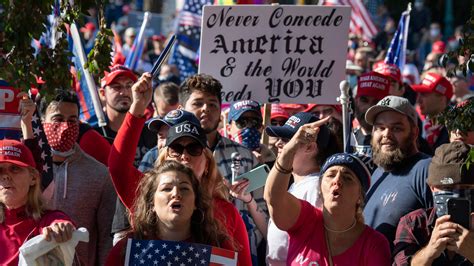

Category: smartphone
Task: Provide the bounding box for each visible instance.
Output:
[232,164,271,193]
[447,198,471,229]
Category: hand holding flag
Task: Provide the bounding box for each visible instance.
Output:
[125,239,238,266]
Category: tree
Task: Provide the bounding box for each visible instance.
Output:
[0,0,112,99]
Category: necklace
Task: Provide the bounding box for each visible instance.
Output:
[324,219,357,233]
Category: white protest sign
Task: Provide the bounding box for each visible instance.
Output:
[199,5,351,104]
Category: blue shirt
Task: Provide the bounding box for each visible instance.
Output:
[363,152,433,250]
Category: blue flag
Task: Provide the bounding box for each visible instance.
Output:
[384,8,410,70]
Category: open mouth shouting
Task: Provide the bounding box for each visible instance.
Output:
[170,201,183,212]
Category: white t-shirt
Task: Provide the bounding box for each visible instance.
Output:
[266,173,322,266]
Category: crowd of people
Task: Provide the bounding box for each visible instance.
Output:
[1,1,474,266]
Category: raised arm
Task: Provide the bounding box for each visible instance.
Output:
[108,73,153,209]
[264,117,329,231]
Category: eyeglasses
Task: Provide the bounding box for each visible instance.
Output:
[167,142,204,158]
[235,117,262,129]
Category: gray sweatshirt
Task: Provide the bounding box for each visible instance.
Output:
[43,144,116,265]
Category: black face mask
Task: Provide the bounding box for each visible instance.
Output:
[433,189,474,217]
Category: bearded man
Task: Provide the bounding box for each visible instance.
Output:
[362,96,433,251]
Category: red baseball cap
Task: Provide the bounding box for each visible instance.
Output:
[101,65,137,88]
[270,104,290,120]
[152,34,166,42]
[356,71,390,100]
[0,139,36,168]
[80,22,96,33]
[432,41,446,54]
[373,61,402,84]
[412,72,453,99]
[304,104,342,114]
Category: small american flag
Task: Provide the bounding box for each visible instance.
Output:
[31,111,54,190]
[124,239,238,266]
[169,0,213,82]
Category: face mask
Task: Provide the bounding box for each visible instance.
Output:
[232,127,261,151]
[430,28,440,38]
[43,122,79,154]
[433,189,474,217]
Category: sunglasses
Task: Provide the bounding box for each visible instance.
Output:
[167,142,204,158]
[235,117,262,129]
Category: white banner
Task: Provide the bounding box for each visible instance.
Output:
[199,5,351,104]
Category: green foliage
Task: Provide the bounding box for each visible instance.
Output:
[0,0,112,99]
[437,98,474,133]
[0,0,55,92]
[443,6,474,77]
[85,16,113,84]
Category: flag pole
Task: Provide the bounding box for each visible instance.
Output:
[338,80,351,153]
[70,23,107,127]
[126,12,151,70]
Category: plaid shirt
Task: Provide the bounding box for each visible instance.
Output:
[393,207,472,266]
[212,134,267,265]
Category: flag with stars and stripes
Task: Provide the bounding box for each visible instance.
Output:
[30,111,54,190]
[169,0,213,82]
[384,6,410,70]
[323,0,378,42]
[125,239,238,266]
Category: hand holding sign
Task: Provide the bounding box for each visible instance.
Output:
[17,92,36,140]
[18,92,35,123]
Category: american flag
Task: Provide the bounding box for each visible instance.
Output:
[30,111,54,190]
[169,0,213,82]
[125,239,238,266]
[384,6,410,70]
[323,0,378,42]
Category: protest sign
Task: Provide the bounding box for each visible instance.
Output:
[199,5,351,104]
[0,80,21,139]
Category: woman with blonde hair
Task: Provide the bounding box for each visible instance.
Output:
[0,139,75,265]
[106,160,233,264]
[107,73,251,265]
[264,119,391,266]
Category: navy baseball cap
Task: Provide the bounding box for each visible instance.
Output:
[166,121,208,148]
[148,109,200,133]
[320,153,371,193]
[228,100,262,122]
[265,112,331,149]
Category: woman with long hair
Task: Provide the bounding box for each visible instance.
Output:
[264,119,391,265]
[0,139,75,265]
[106,73,251,265]
[106,160,232,263]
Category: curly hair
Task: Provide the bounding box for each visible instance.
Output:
[156,147,229,200]
[130,160,230,246]
[179,74,223,106]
